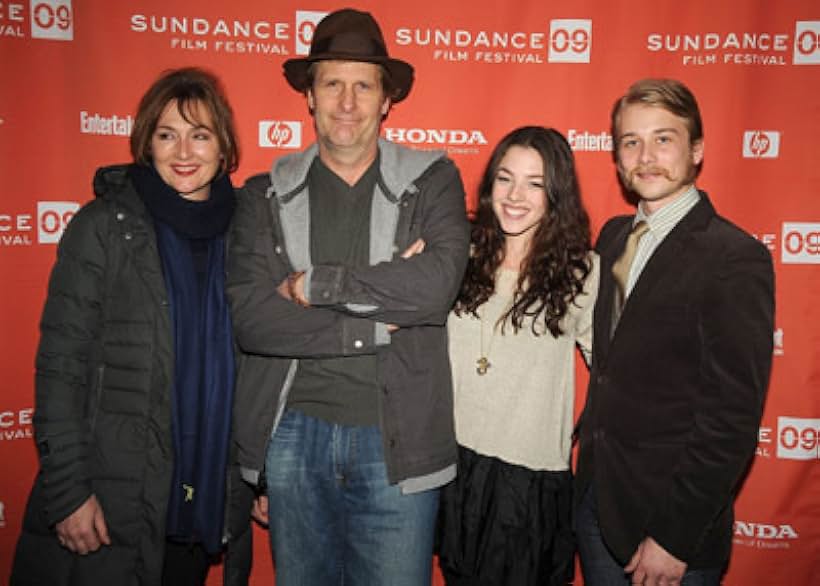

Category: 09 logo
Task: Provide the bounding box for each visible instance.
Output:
[295,10,327,56]
[30,0,72,41]
[777,417,820,460]
[793,21,820,65]
[781,222,820,264]
[548,19,592,63]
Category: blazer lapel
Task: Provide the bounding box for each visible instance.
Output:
[594,218,632,362]
[612,194,716,334]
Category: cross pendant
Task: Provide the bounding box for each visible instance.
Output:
[476,356,490,375]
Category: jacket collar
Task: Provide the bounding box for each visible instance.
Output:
[598,191,717,349]
[268,139,445,202]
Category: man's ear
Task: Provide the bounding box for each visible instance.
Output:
[692,139,704,166]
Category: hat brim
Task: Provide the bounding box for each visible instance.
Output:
[283,54,415,103]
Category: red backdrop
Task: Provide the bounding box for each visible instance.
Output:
[1,1,818,584]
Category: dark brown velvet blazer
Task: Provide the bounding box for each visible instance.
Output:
[575,192,775,569]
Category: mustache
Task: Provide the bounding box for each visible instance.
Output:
[627,166,678,183]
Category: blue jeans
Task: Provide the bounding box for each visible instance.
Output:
[576,486,723,586]
[265,409,439,586]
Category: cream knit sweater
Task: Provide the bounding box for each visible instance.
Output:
[447,253,599,471]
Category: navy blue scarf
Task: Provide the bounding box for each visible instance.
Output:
[130,164,235,553]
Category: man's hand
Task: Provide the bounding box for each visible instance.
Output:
[625,536,687,586]
[276,271,308,306]
[251,495,269,526]
[55,495,111,555]
[400,238,425,259]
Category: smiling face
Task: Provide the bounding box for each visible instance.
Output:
[150,99,222,201]
[307,60,390,166]
[491,145,548,248]
[615,103,704,214]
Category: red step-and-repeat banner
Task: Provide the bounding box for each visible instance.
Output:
[1,1,818,584]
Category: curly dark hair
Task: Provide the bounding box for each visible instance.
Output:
[454,126,592,337]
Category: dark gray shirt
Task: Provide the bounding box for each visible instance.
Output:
[287,156,380,425]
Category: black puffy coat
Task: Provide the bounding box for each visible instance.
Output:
[12,166,180,585]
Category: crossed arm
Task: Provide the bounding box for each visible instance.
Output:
[227,164,469,359]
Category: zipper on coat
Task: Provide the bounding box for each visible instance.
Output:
[90,364,104,433]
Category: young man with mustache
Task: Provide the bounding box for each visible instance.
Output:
[574,79,775,586]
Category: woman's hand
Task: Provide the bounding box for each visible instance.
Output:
[55,495,111,555]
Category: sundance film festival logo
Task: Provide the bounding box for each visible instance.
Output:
[781,222,820,264]
[742,131,780,158]
[129,13,289,55]
[395,24,548,64]
[548,19,592,63]
[756,425,773,458]
[259,121,301,149]
[294,10,327,55]
[648,30,789,66]
[0,0,72,40]
[751,231,777,254]
[793,21,820,64]
[1,202,78,246]
[776,416,820,460]
[0,408,33,441]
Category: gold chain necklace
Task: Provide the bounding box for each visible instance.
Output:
[475,268,517,376]
[476,313,496,375]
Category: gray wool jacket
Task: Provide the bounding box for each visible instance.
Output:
[227,139,470,491]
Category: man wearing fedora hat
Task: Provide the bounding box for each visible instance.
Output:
[227,8,470,585]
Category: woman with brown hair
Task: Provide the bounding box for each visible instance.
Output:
[12,67,241,586]
[438,126,599,585]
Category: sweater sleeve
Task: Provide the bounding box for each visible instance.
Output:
[575,252,600,367]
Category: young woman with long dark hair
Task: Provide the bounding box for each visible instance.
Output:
[438,126,599,585]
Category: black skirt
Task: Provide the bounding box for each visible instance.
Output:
[437,445,574,586]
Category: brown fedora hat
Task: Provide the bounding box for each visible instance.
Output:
[283,9,414,103]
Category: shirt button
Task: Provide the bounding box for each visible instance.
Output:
[354,339,363,349]
[124,232,133,240]
[116,212,125,221]
[322,291,330,299]
[274,245,282,254]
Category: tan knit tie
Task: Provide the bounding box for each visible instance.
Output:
[612,221,649,311]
